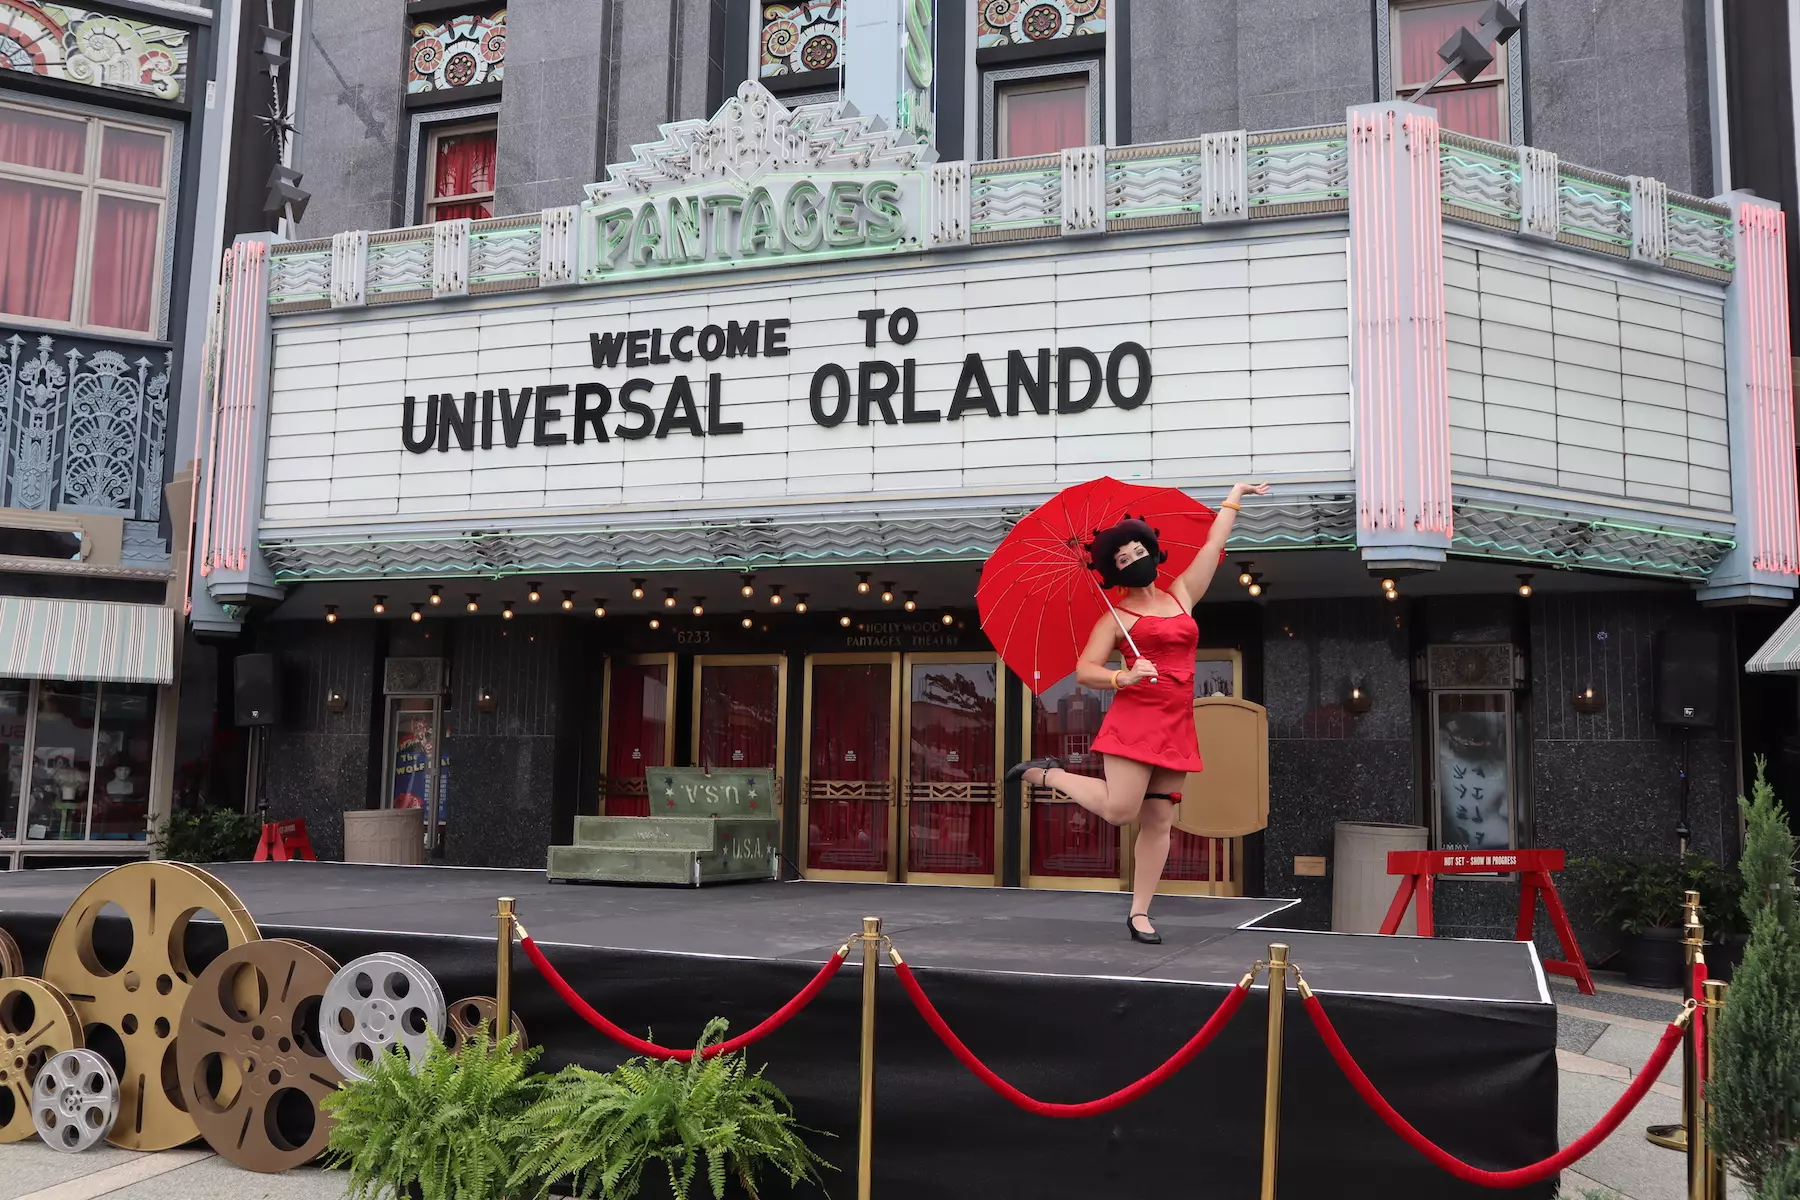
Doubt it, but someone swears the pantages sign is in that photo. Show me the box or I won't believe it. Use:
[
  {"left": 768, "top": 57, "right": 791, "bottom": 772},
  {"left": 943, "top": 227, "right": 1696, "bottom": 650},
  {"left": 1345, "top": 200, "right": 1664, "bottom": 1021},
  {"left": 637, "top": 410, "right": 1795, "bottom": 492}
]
[{"left": 578, "top": 82, "right": 932, "bottom": 283}]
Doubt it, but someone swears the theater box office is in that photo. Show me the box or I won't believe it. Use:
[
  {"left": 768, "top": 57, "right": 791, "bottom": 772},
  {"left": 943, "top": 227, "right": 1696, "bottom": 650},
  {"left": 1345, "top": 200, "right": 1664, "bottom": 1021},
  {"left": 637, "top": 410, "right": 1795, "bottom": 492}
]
[{"left": 189, "top": 84, "right": 1796, "bottom": 938}]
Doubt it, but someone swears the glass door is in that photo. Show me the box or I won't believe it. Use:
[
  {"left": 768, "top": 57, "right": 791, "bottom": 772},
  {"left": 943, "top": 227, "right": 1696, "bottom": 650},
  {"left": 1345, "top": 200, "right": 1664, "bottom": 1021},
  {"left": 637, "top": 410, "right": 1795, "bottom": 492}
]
[
  {"left": 1023, "top": 674, "right": 1121, "bottom": 890},
  {"left": 902, "top": 653, "right": 1003, "bottom": 885},
  {"left": 601, "top": 654, "right": 675, "bottom": 817},
  {"left": 1159, "top": 649, "right": 1242, "bottom": 892},
  {"left": 693, "top": 655, "right": 788, "bottom": 819},
  {"left": 383, "top": 694, "right": 443, "bottom": 851},
  {"left": 1429, "top": 691, "right": 1515, "bottom": 852},
  {"left": 801, "top": 654, "right": 900, "bottom": 881}
]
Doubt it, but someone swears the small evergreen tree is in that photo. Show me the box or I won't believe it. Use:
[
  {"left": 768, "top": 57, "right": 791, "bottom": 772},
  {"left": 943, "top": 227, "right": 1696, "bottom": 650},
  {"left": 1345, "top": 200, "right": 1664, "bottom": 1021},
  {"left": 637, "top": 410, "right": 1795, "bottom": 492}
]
[{"left": 1710, "top": 758, "right": 1800, "bottom": 1199}]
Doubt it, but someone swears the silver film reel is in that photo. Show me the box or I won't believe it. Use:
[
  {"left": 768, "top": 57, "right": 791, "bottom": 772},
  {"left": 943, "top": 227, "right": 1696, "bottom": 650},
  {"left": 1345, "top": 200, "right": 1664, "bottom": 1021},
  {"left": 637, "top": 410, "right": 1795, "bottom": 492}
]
[
  {"left": 320, "top": 953, "right": 446, "bottom": 1079},
  {"left": 32, "top": 1049, "right": 120, "bottom": 1153}
]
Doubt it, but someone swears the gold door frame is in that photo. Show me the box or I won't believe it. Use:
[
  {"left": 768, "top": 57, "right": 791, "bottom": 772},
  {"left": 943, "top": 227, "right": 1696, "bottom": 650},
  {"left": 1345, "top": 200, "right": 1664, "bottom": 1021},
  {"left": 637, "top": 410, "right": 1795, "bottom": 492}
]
[
  {"left": 799, "top": 652, "right": 902, "bottom": 883},
  {"left": 1136, "top": 648, "right": 1246, "bottom": 897},
  {"left": 900, "top": 651, "right": 1006, "bottom": 887},
  {"left": 1021, "top": 648, "right": 1247, "bottom": 895},
  {"left": 597, "top": 652, "right": 677, "bottom": 815},
  {"left": 691, "top": 654, "right": 790, "bottom": 824}
]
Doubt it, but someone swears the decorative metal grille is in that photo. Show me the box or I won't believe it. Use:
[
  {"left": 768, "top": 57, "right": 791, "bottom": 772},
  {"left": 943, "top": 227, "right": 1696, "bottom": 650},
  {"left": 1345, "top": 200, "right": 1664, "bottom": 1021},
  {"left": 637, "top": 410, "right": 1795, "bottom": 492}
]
[
  {"left": 1452, "top": 501, "right": 1733, "bottom": 580},
  {"left": 468, "top": 216, "right": 541, "bottom": 294},
  {"left": 365, "top": 230, "right": 435, "bottom": 303},
  {"left": 1665, "top": 196, "right": 1735, "bottom": 282},
  {"left": 1439, "top": 131, "right": 1521, "bottom": 230},
  {"left": 268, "top": 243, "right": 333, "bottom": 311},
  {"left": 1105, "top": 140, "right": 1204, "bottom": 230},
  {"left": 1557, "top": 164, "right": 1633, "bottom": 256},
  {"left": 970, "top": 156, "right": 1062, "bottom": 243},
  {"left": 1246, "top": 128, "right": 1349, "bottom": 218},
  {"left": 0, "top": 329, "right": 172, "bottom": 553}
]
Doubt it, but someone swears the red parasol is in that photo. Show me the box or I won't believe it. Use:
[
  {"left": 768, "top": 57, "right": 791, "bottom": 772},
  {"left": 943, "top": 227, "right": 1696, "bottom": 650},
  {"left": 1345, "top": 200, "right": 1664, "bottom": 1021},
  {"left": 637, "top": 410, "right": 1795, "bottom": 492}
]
[{"left": 977, "top": 477, "right": 1222, "bottom": 695}]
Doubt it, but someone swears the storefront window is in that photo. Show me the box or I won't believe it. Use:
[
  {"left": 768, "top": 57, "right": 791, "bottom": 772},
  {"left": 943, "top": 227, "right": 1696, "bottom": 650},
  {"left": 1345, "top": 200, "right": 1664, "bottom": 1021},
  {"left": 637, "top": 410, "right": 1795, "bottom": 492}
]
[
  {"left": 1029, "top": 677, "right": 1119, "bottom": 879},
  {"left": 0, "top": 681, "right": 28, "bottom": 839},
  {"left": 697, "top": 663, "right": 780, "bottom": 771},
  {"left": 806, "top": 662, "right": 893, "bottom": 873},
  {"left": 90, "top": 684, "right": 154, "bottom": 839},
  {"left": 27, "top": 682, "right": 96, "bottom": 841},
  {"left": 906, "top": 660, "right": 999, "bottom": 877}
]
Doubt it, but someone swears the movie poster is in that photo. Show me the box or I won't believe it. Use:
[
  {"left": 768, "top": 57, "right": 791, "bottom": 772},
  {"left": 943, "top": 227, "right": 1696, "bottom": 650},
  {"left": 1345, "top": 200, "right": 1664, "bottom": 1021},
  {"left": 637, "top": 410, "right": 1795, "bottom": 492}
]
[{"left": 1434, "top": 696, "right": 1512, "bottom": 852}]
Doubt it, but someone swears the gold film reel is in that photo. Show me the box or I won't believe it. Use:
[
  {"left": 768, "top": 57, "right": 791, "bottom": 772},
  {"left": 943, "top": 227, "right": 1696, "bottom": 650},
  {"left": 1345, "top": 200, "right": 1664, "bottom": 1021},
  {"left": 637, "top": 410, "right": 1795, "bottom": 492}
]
[
  {"left": 442, "top": 996, "right": 529, "bottom": 1053},
  {"left": 0, "top": 977, "right": 83, "bottom": 1143},
  {"left": 176, "top": 939, "right": 343, "bottom": 1172},
  {"left": 0, "top": 929, "right": 23, "bottom": 979},
  {"left": 42, "top": 862, "right": 260, "bottom": 1150}
]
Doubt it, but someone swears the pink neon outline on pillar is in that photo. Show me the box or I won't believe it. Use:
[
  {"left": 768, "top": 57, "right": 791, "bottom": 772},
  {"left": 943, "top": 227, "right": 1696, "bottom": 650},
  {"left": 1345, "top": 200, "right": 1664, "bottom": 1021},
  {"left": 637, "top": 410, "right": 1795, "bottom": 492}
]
[
  {"left": 1741, "top": 201, "right": 1799, "bottom": 574},
  {"left": 1413, "top": 110, "right": 1451, "bottom": 536},
  {"left": 195, "top": 247, "right": 234, "bottom": 579}
]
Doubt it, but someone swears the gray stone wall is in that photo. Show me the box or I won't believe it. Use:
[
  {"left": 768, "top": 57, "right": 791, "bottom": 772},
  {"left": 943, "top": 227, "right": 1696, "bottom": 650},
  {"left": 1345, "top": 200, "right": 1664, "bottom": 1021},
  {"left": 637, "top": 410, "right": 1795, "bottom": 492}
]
[
  {"left": 492, "top": 0, "right": 610, "bottom": 214},
  {"left": 292, "top": 0, "right": 410, "bottom": 236}
]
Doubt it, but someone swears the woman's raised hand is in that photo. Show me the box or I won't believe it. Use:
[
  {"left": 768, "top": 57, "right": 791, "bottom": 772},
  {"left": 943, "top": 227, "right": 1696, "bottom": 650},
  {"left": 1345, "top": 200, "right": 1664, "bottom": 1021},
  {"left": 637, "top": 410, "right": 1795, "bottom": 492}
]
[{"left": 1232, "top": 481, "right": 1272, "bottom": 499}]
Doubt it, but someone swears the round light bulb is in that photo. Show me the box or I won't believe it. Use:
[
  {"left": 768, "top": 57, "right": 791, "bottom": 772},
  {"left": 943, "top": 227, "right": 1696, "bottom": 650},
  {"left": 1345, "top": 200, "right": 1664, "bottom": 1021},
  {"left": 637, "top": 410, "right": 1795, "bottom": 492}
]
[
  {"left": 1381, "top": 578, "right": 1396, "bottom": 591},
  {"left": 770, "top": 593, "right": 783, "bottom": 606},
  {"left": 428, "top": 587, "right": 442, "bottom": 606},
  {"left": 941, "top": 613, "right": 955, "bottom": 626},
  {"left": 410, "top": 605, "right": 423, "bottom": 622},
  {"left": 904, "top": 599, "right": 917, "bottom": 612},
  {"left": 594, "top": 603, "right": 607, "bottom": 618},
  {"left": 631, "top": 583, "right": 646, "bottom": 600},
  {"left": 1386, "top": 588, "right": 1400, "bottom": 601},
  {"left": 796, "top": 600, "right": 809, "bottom": 614},
  {"left": 1247, "top": 582, "right": 1263, "bottom": 597},
  {"left": 692, "top": 603, "right": 705, "bottom": 616},
  {"left": 881, "top": 589, "right": 894, "bottom": 604},
  {"left": 649, "top": 617, "right": 661, "bottom": 630},
  {"left": 372, "top": 596, "right": 386, "bottom": 615},
  {"left": 502, "top": 603, "right": 514, "bottom": 620},
  {"left": 839, "top": 614, "right": 852, "bottom": 627},
  {"left": 1519, "top": 583, "right": 1533, "bottom": 597},
  {"left": 741, "top": 584, "right": 754, "bottom": 598},
  {"left": 325, "top": 606, "right": 337, "bottom": 623},
  {"left": 1238, "top": 571, "right": 1253, "bottom": 586},
  {"left": 741, "top": 616, "right": 753, "bottom": 629}
]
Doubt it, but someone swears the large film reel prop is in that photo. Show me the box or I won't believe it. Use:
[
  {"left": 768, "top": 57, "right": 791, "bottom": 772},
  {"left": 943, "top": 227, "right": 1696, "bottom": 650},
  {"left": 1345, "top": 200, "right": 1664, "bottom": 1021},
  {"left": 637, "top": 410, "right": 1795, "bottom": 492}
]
[
  {"left": 442, "top": 996, "right": 529, "bottom": 1053},
  {"left": 42, "top": 861, "right": 261, "bottom": 1150},
  {"left": 177, "top": 939, "right": 344, "bottom": 1172},
  {"left": 32, "top": 1049, "right": 119, "bottom": 1152},
  {"left": 0, "top": 928, "right": 23, "bottom": 978},
  {"left": 321, "top": 953, "right": 445, "bottom": 1079},
  {"left": 0, "top": 977, "right": 83, "bottom": 1143}
]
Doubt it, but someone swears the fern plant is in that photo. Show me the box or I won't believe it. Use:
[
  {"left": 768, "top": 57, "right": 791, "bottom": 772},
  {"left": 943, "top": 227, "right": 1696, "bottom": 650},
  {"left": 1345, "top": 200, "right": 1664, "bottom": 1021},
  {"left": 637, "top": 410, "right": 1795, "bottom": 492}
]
[
  {"left": 512, "top": 1019, "right": 830, "bottom": 1200},
  {"left": 324, "top": 1024, "right": 544, "bottom": 1200}
]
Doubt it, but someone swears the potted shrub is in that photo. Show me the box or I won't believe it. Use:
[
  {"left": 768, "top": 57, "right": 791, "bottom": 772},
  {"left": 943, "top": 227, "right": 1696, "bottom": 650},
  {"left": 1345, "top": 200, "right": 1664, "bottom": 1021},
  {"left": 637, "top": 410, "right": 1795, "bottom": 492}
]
[
  {"left": 151, "top": 804, "right": 262, "bottom": 863},
  {"left": 1709, "top": 758, "right": 1800, "bottom": 1197},
  {"left": 514, "top": 1019, "right": 830, "bottom": 1200},
  {"left": 1701, "top": 859, "right": 1751, "bottom": 981},
  {"left": 1574, "top": 851, "right": 1720, "bottom": 988},
  {"left": 324, "top": 1025, "right": 544, "bottom": 1200}
]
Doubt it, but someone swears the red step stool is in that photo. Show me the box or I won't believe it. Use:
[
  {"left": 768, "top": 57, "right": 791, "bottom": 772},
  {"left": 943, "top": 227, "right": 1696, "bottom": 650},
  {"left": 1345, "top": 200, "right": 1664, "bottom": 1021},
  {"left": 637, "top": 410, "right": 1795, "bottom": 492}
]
[
  {"left": 1378, "top": 848, "right": 1595, "bottom": 996},
  {"left": 253, "top": 818, "right": 318, "bottom": 862}
]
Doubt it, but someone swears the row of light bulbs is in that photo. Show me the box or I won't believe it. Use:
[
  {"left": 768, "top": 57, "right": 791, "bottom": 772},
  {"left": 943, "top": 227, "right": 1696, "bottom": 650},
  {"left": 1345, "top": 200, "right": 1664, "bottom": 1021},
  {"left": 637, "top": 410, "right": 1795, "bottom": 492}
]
[
  {"left": 1373, "top": 573, "right": 1535, "bottom": 601},
  {"left": 322, "top": 572, "right": 951, "bottom": 625},
  {"left": 1234, "top": 562, "right": 1266, "bottom": 598}
]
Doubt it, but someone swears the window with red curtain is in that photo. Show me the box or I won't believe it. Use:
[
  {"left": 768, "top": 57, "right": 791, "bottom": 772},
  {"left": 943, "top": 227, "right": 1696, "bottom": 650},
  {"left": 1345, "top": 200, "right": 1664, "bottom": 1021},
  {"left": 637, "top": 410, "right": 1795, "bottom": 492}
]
[
  {"left": 806, "top": 662, "right": 893, "bottom": 872},
  {"left": 426, "top": 124, "right": 497, "bottom": 222},
  {"left": 1392, "top": 1, "right": 1506, "bottom": 141},
  {"left": 0, "top": 101, "right": 169, "bottom": 333},
  {"left": 697, "top": 663, "right": 780, "bottom": 771},
  {"left": 997, "top": 78, "right": 1090, "bottom": 158},
  {"left": 603, "top": 660, "right": 669, "bottom": 816},
  {"left": 906, "top": 662, "right": 997, "bottom": 876}
]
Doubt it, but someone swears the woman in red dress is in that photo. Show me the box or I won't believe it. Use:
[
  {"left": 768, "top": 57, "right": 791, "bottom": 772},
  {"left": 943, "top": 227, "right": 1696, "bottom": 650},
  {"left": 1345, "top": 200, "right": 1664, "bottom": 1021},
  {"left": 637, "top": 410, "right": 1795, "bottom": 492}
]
[{"left": 1007, "top": 480, "right": 1269, "bottom": 943}]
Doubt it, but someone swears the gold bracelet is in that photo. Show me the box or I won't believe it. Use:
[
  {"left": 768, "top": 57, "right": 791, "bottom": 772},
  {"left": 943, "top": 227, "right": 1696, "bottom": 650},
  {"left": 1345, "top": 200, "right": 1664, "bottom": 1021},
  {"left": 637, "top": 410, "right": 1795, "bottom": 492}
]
[
  {"left": 1112, "top": 669, "right": 1124, "bottom": 690},
  {"left": 1220, "top": 500, "right": 1242, "bottom": 512}
]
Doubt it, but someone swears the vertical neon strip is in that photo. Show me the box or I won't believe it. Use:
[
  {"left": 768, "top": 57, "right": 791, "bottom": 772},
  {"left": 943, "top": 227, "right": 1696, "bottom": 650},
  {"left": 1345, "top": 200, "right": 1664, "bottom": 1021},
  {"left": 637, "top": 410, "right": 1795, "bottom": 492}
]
[
  {"left": 220, "top": 243, "right": 244, "bottom": 573},
  {"left": 195, "top": 252, "right": 230, "bottom": 579}
]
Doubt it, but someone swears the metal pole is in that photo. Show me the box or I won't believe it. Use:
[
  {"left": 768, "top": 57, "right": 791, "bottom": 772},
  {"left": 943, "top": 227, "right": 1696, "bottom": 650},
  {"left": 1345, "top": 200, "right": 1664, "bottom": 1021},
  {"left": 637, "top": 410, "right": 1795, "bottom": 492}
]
[
  {"left": 1260, "top": 943, "right": 1290, "bottom": 1200},
  {"left": 858, "top": 916, "right": 880, "bottom": 1200},
  {"left": 1650, "top": 890, "right": 1703, "bottom": 1154},
  {"left": 495, "top": 897, "right": 515, "bottom": 1046},
  {"left": 1700, "top": 979, "right": 1728, "bottom": 1200}
]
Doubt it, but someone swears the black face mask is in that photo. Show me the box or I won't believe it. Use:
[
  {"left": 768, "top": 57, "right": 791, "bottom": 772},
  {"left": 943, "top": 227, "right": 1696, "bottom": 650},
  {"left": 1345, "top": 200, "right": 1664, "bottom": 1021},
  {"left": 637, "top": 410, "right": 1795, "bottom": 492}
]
[{"left": 1116, "top": 556, "right": 1159, "bottom": 588}]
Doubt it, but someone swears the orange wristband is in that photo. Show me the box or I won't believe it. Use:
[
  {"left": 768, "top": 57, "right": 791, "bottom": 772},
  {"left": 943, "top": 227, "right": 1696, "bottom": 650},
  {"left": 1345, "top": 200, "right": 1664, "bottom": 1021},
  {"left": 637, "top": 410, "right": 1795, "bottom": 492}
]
[
  {"left": 1221, "top": 500, "right": 1242, "bottom": 512},
  {"left": 1112, "top": 670, "right": 1124, "bottom": 690}
]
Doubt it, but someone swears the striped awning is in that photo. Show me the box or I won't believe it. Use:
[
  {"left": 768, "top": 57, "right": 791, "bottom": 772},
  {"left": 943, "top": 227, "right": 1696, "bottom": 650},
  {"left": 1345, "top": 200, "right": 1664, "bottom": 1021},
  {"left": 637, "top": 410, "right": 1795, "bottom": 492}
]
[
  {"left": 1747, "top": 606, "right": 1800, "bottom": 675},
  {"left": 0, "top": 597, "right": 174, "bottom": 684}
]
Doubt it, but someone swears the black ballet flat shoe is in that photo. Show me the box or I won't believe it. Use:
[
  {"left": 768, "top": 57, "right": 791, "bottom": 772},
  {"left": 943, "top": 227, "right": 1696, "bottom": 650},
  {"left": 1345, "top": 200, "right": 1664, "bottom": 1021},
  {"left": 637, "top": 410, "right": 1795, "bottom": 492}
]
[
  {"left": 1128, "top": 914, "right": 1162, "bottom": 945},
  {"left": 1005, "top": 756, "right": 1062, "bottom": 784}
]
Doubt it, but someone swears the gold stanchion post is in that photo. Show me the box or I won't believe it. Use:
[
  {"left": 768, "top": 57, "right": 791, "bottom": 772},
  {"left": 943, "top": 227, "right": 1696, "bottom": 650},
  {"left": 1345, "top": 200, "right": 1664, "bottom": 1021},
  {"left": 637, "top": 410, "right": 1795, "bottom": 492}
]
[
  {"left": 496, "top": 897, "right": 515, "bottom": 1045},
  {"left": 1260, "top": 943, "right": 1290, "bottom": 1200},
  {"left": 1650, "top": 889, "right": 1702, "bottom": 1154},
  {"left": 1699, "top": 979, "right": 1728, "bottom": 1200},
  {"left": 858, "top": 916, "right": 881, "bottom": 1200}
]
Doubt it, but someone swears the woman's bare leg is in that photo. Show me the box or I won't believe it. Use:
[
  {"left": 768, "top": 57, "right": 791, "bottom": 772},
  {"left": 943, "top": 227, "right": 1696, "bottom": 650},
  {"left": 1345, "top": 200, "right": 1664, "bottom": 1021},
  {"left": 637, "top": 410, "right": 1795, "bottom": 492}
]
[
  {"left": 1129, "top": 769, "right": 1187, "bottom": 933},
  {"left": 1024, "top": 756, "right": 1152, "bottom": 825}
]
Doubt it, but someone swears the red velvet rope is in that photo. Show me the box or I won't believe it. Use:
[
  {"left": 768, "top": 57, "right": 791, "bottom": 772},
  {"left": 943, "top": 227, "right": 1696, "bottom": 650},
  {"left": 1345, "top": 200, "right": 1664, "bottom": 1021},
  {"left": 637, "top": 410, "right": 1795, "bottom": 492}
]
[
  {"left": 893, "top": 959, "right": 1251, "bottom": 1117},
  {"left": 519, "top": 935, "right": 848, "bottom": 1061},
  {"left": 1303, "top": 991, "right": 1684, "bottom": 1187},
  {"left": 1693, "top": 960, "right": 1708, "bottom": 1098}
]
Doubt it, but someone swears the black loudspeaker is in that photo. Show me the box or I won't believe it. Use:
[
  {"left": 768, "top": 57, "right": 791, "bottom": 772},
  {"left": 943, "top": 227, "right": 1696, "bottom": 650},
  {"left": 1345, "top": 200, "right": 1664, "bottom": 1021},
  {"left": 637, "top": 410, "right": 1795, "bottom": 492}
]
[
  {"left": 233, "top": 653, "right": 281, "bottom": 726},
  {"left": 1654, "top": 630, "right": 1720, "bottom": 728}
]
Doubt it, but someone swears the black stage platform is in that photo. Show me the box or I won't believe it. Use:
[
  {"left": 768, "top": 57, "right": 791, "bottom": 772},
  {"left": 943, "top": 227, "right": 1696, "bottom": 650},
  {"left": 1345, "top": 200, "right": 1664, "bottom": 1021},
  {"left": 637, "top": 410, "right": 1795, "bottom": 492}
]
[{"left": 0, "top": 864, "right": 1558, "bottom": 1198}]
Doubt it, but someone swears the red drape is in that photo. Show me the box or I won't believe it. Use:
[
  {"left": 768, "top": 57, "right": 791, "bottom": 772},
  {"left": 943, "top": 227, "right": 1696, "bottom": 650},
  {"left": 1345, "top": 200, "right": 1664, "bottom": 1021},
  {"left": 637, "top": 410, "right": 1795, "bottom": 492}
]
[
  {"left": 1416, "top": 85, "right": 1503, "bottom": 140},
  {"left": 431, "top": 130, "right": 496, "bottom": 221},
  {"left": 1028, "top": 679, "right": 1119, "bottom": 878},
  {"left": 99, "top": 127, "right": 164, "bottom": 187},
  {"left": 807, "top": 663, "right": 891, "bottom": 872},
  {"left": 88, "top": 195, "right": 158, "bottom": 332},
  {"left": 698, "top": 664, "right": 779, "bottom": 771},
  {"left": 1396, "top": 1, "right": 1496, "bottom": 84},
  {"left": 1002, "top": 83, "right": 1087, "bottom": 157},
  {"left": 604, "top": 663, "right": 668, "bottom": 816},
  {"left": 0, "top": 107, "right": 86, "bottom": 173},
  {"left": 906, "top": 663, "right": 997, "bottom": 876},
  {"left": 0, "top": 179, "right": 81, "bottom": 322}
]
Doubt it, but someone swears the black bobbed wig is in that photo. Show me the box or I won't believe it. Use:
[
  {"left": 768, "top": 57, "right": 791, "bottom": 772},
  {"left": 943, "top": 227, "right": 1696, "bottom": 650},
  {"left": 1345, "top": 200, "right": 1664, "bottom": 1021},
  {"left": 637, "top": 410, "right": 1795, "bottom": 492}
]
[{"left": 1086, "top": 517, "right": 1166, "bottom": 588}]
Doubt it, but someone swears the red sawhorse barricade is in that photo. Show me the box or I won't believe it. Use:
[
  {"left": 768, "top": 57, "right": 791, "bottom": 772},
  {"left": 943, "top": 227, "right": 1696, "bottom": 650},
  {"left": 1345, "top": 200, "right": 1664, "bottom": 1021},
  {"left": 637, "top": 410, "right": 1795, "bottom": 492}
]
[
  {"left": 253, "top": 818, "right": 318, "bottom": 862},
  {"left": 1379, "top": 849, "right": 1595, "bottom": 996}
]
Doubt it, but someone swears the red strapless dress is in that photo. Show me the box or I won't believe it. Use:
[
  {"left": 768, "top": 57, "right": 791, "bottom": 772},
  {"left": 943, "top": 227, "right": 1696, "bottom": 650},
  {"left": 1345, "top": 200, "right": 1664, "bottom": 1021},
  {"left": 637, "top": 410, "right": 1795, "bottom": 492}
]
[{"left": 1089, "top": 606, "right": 1205, "bottom": 773}]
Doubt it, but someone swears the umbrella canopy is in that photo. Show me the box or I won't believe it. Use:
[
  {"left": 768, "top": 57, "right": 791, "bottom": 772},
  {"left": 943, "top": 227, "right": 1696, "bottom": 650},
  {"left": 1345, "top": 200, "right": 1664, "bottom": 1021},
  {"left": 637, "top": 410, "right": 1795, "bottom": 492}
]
[{"left": 977, "top": 477, "right": 1220, "bottom": 695}]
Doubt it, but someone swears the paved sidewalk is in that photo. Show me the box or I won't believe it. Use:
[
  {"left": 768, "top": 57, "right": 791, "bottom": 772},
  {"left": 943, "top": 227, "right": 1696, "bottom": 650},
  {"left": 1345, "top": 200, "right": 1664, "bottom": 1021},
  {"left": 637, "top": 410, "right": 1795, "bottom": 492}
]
[{"left": 0, "top": 973, "right": 1725, "bottom": 1200}]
